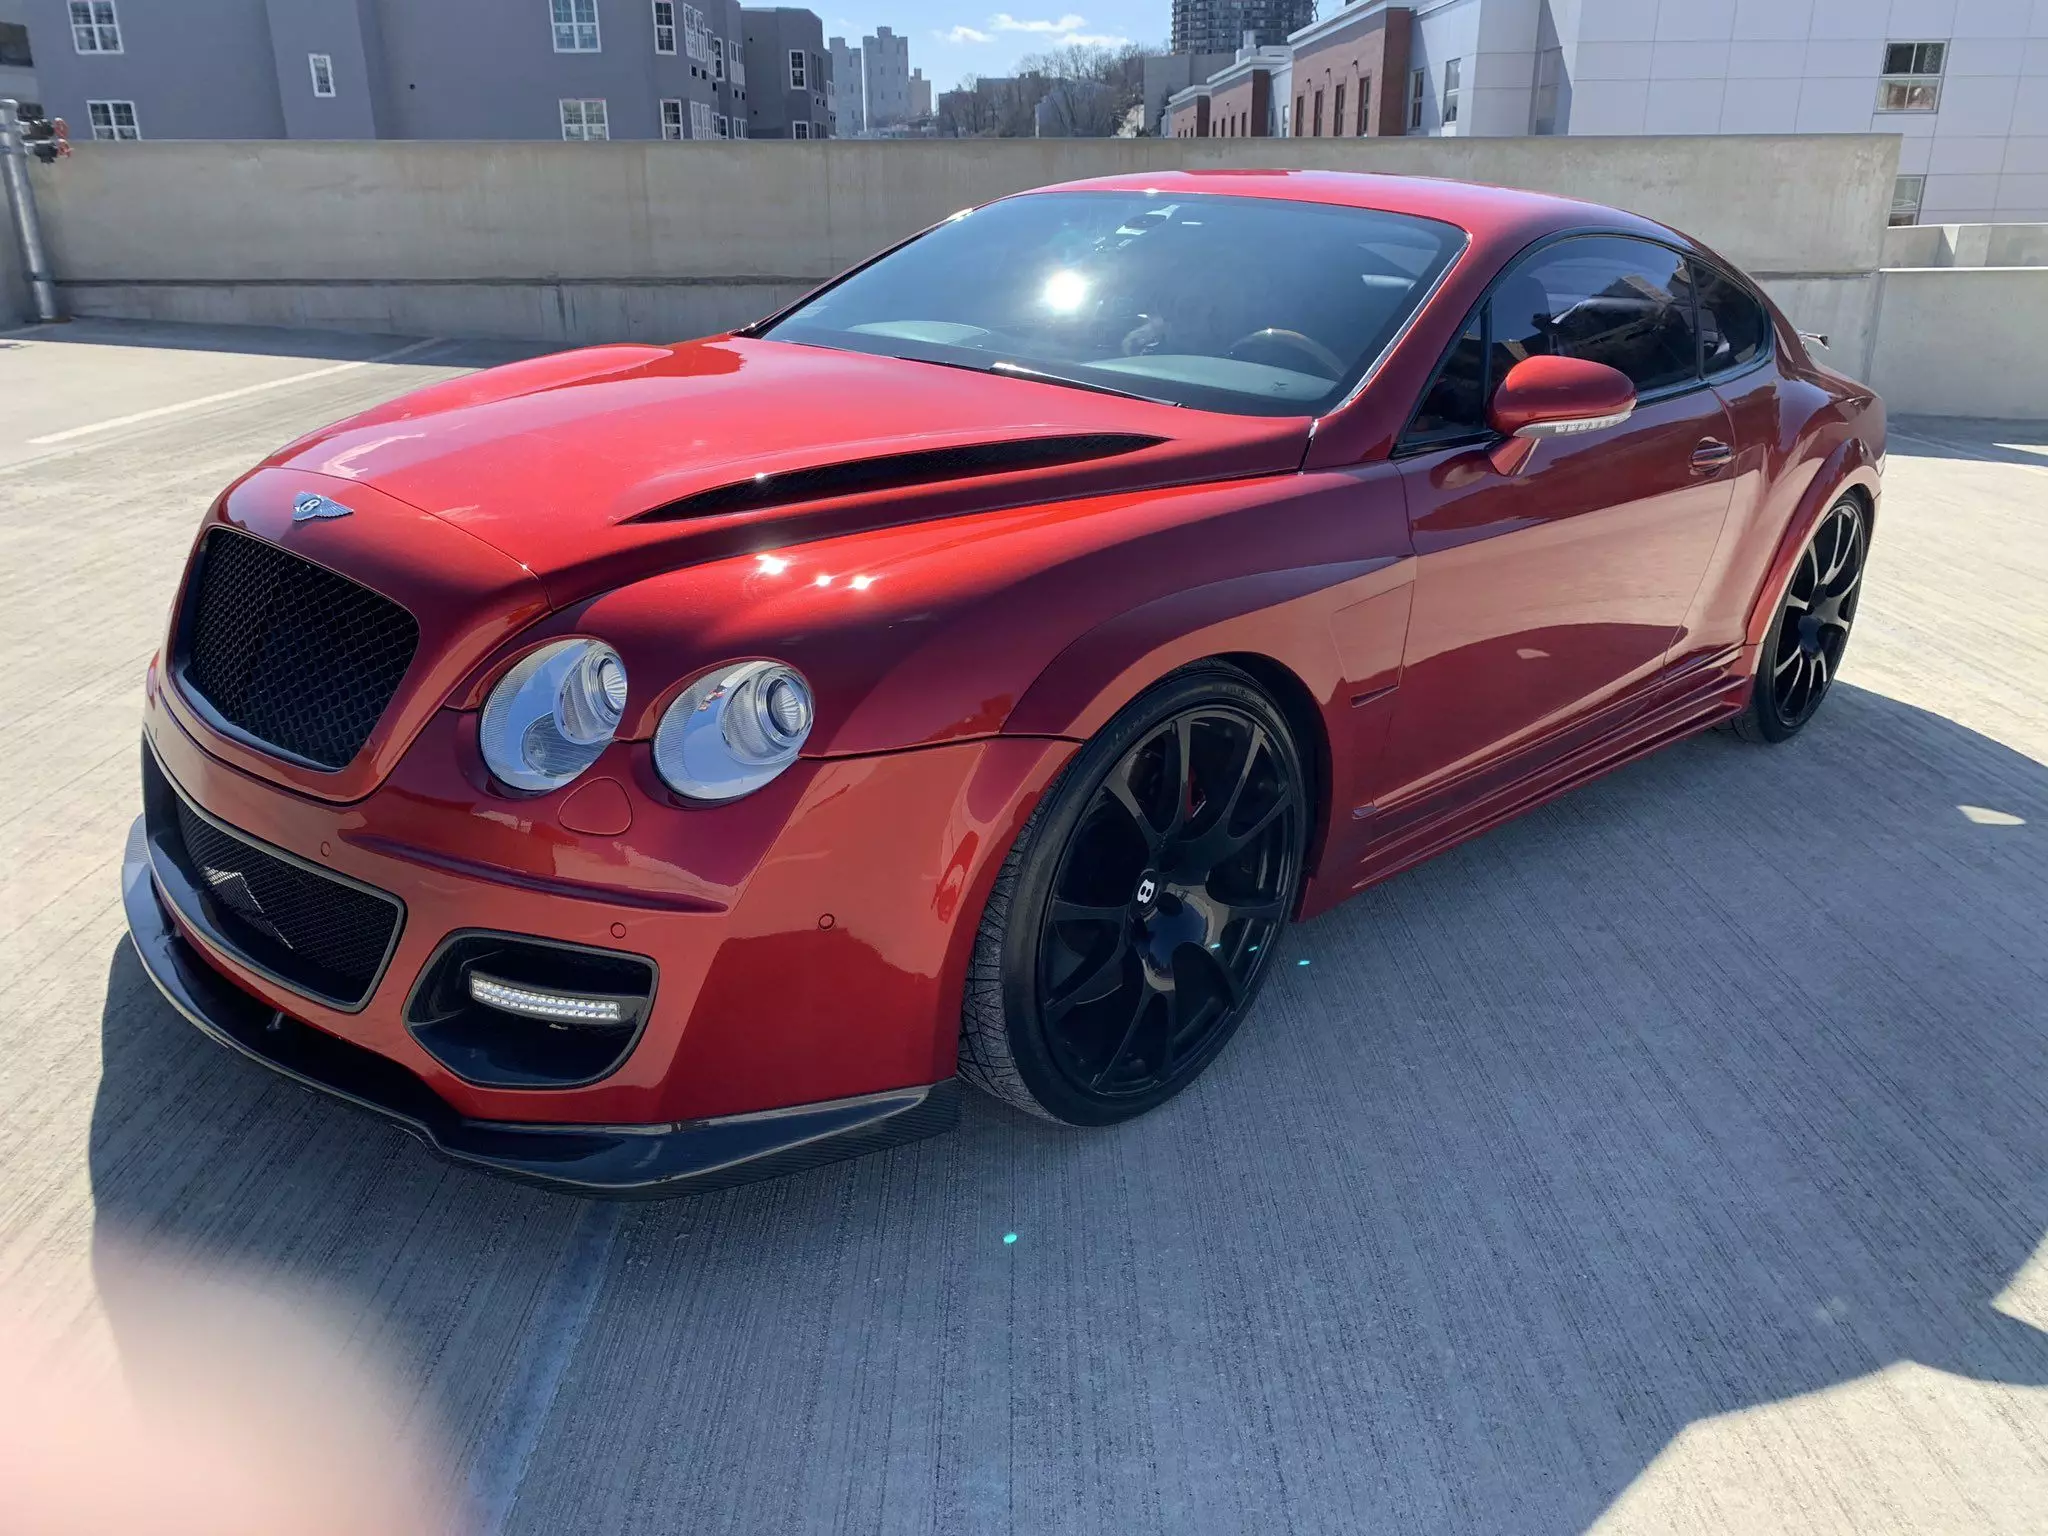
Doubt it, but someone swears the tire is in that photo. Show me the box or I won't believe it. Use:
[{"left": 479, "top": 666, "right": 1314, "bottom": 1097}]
[
  {"left": 1732, "top": 494, "right": 1868, "bottom": 744},
  {"left": 958, "top": 663, "right": 1309, "bottom": 1125}
]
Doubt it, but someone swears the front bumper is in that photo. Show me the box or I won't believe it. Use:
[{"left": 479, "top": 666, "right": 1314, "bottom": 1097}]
[{"left": 123, "top": 817, "right": 958, "bottom": 1197}]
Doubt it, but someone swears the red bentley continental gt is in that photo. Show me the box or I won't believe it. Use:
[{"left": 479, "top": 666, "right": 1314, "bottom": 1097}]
[{"left": 124, "top": 171, "right": 1883, "bottom": 1195}]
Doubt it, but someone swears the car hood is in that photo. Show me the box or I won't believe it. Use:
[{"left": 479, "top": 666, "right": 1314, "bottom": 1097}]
[{"left": 266, "top": 336, "right": 1313, "bottom": 606}]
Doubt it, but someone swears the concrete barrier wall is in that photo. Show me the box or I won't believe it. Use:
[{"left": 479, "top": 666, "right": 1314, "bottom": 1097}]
[
  {"left": 1867, "top": 266, "right": 2048, "bottom": 419},
  {"left": 1881, "top": 221, "right": 2048, "bottom": 269},
  {"left": 27, "top": 134, "right": 1896, "bottom": 359}
]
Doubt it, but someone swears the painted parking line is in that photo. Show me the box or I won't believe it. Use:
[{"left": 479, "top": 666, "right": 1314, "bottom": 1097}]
[{"left": 26, "top": 335, "right": 449, "bottom": 445}]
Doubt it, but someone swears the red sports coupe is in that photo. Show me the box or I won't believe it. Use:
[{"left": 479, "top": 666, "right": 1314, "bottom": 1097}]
[{"left": 124, "top": 171, "right": 1882, "bottom": 1195}]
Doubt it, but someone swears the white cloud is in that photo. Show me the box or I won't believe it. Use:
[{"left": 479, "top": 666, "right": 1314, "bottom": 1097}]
[
  {"left": 988, "top": 12, "right": 1089, "bottom": 33},
  {"left": 1052, "top": 30, "right": 1129, "bottom": 44},
  {"left": 940, "top": 24, "right": 995, "bottom": 42}
]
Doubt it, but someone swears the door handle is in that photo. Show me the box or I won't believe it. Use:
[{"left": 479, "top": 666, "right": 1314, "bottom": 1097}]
[{"left": 1691, "top": 438, "right": 1734, "bottom": 473}]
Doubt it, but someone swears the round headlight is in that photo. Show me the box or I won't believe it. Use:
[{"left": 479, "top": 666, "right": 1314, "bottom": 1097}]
[
  {"left": 653, "top": 660, "right": 814, "bottom": 802},
  {"left": 480, "top": 638, "right": 628, "bottom": 793}
]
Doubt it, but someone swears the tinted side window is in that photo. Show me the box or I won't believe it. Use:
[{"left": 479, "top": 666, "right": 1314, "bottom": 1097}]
[
  {"left": 1405, "top": 314, "right": 1488, "bottom": 442},
  {"left": 1489, "top": 237, "right": 1701, "bottom": 394},
  {"left": 1693, "top": 261, "right": 1770, "bottom": 376}
]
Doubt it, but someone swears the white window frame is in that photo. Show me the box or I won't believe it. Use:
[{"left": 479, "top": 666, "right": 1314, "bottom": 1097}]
[
  {"left": 792, "top": 119, "right": 810, "bottom": 139},
  {"left": 716, "top": 112, "right": 729, "bottom": 137},
  {"left": 86, "top": 98, "right": 138, "bottom": 139},
  {"left": 683, "top": 4, "right": 708, "bottom": 63},
  {"left": 560, "top": 97, "right": 609, "bottom": 139},
  {"left": 308, "top": 53, "right": 335, "bottom": 98},
  {"left": 652, "top": 0, "right": 676, "bottom": 53},
  {"left": 789, "top": 49, "right": 806, "bottom": 89},
  {"left": 690, "top": 99, "right": 714, "bottom": 138},
  {"left": 551, "top": 0, "right": 601, "bottom": 53},
  {"left": 70, "top": 0, "right": 121, "bottom": 53},
  {"left": 1890, "top": 174, "right": 1925, "bottom": 227},
  {"left": 733, "top": 117, "right": 747, "bottom": 138},
  {"left": 660, "top": 97, "right": 684, "bottom": 139},
  {"left": 729, "top": 37, "right": 745, "bottom": 86},
  {"left": 1409, "top": 67, "right": 1426, "bottom": 130},
  {"left": 712, "top": 37, "right": 724, "bottom": 80},
  {"left": 1442, "top": 58, "right": 1460, "bottom": 126},
  {"left": 1877, "top": 40, "right": 1945, "bottom": 113}
]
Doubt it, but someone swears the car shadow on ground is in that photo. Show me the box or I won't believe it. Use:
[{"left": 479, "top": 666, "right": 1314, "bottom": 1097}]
[{"left": 88, "top": 683, "right": 2048, "bottom": 1533}]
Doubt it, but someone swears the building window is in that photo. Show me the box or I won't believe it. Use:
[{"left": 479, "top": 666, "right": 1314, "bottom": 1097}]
[
  {"left": 1333, "top": 84, "right": 1346, "bottom": 140},
  {"left": 729, "top": 37, "right": 744, "bottom": 85},
  {"left": 733, "top": 117, "right": 747, "bottom": 137},
  {"left": 661, "top": 97, "right": 684, "bottom": 138},
  {"left": 1409, "top": 67, "right": 1426, "bottom": 130},
  {"left": 653, "top": 0, "right": 676, "bottom": 52},
  {"left": 793, "top": 119, "right": 810, "bottom": 138},
  {"left": 1877, "top": 41, "right": 1944, "bottom": 113},
  {"left": 1311, "top": 89, "right": 1323, "bottom": 135},
  {"left": 69, "top": 1, "right": 121, "bottom": 53},
  {"left": 1530, "top": 46, "right": 1562, "bottom": 134},
  {"left": 717, "top": 113, "right": 729, "bottom": 136},
  {"left": 86, "top": 99, "right": 138, "bottom": 139},
  {"left": 1356, "top": 77, "right": 1370, "bottom": 135},
  {"left": 1442, "top": 58, "right": 1460, "bottom": 125},
  {"left": 1890, "top": 174, "right": 1925, "bottom": 226},
  {"left": 1293, "top": 95, "right": 1303, "bottom": 137},
  {"left": 308, "top": 53, "right": 335, "bottom": 97},
  {"left": 691, "top": 99, "right": 713, "bottom": 137},
  {"left": 713, "top": 37, "right": 725, "bottom": 79},
  {"left": 560, "top": 97, "right": 609, "bottom": 138},
  {"left": 789, "top": 49, "right": 806, "bottom": 89},
  {"left": 551, "top": 0, "right": 600, "bottom": 53}
]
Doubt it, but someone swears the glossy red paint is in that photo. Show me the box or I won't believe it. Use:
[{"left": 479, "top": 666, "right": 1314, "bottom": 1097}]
[
  {"left": 1487, "top": 356, "right": 1637, "bottom": 436},
  {"left": 131, "top": 171, "right": 1884, "bottom": 1187}
]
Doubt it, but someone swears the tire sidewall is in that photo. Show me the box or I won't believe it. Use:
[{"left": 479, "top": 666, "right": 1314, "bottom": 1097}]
[
  {"left": 1744, "top": 493, "right": 1866, "bottom": 742},
  {"left": 993, "top": 665, "right": 1307, "bottom": 1126}
]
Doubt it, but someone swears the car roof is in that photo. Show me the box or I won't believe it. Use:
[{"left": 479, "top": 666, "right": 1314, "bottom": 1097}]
[{"left": 1021, "top": 169, "right": 1679, "bottom": 249}]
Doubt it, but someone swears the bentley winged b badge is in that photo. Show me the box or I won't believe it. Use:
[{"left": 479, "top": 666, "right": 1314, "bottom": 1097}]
[{"left": 292, "top": 491, "right": 353, "bottom": 522}]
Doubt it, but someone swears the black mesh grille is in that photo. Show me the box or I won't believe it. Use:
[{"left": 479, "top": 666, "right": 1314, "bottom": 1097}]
[
  {"left": 178, "top": 528, "right": 419, "bottom": 770},
  {"left": 627, "top": 434, "right": 1166, "bottom": 523},
  {"left": 145, "top": 750, "right": 403, "bottom": 1009}
]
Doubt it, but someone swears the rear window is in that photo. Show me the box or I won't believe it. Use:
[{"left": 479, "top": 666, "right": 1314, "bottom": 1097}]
[{"left": 761, "top": 191, "right": 1465, "bottom": 417}]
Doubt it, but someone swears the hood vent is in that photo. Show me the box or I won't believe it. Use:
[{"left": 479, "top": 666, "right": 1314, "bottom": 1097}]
[{"left": 627, "top": 433, "right": 1166, "bottom": 524}]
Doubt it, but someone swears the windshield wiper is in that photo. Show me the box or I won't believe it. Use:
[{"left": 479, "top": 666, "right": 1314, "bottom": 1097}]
[{"left": 889, "top": 351, "right": 1181, "bottom": 408}]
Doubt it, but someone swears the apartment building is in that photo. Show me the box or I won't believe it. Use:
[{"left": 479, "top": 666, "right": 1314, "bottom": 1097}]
[
  {"left": 0, "top": 2, "right": 37, "bottom": 113},
  {"left": 1172, "top": 0, "right": 1315, "bottom": 55},
  {"left": 1166, "top": 1, "right": 2048, "bottom": 223},
  {"left": 861, "top": 24, "right": 910, "bottom": 128},
  {"left": 743, "top": 7, "right": 827, "bottom": 138},
  {"left": 19, "top": 0, "right": 847, "bottom": 141},
  {"left": 828, "top": 33, "right": 861, "bottom": 134}
]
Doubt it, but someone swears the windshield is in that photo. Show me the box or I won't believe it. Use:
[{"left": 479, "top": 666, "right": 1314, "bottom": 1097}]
[{"left": 759, "top": 191, "right": 1465, "bottom": 417}]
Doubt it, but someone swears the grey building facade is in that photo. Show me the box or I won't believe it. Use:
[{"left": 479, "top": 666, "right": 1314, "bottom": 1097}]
[
  {"left": 860, "top": 23, "right": 907, "bottom": 129},
  {"left": 827, "top": 32, "right": 859, "bottom": 135},
  {"left": 19, "top": 0, "right": 821, "bottom": 140},
  {"left": 1171, "top": 0, "right": 1314, "bottom": 57},
  {"left": 741, "top": 7, "right": 826, "bottom": 139},
  {"left": 1, "top": 1, "right": 43, "bottom": 115}
]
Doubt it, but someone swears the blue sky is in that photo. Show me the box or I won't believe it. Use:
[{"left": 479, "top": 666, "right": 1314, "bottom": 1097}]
[{"left": 822, "top": 3, "right": 1167, "bottom": 90}]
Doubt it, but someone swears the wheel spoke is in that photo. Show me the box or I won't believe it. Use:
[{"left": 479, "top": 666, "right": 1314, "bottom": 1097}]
[
  {"left": 1195, "top": 943, "right": 1244, "bottom": 1011},
  {"left": 1162, "top": 716, "right": 1195, "bottom": 844},
  {"left": 1221, "top": 895, "right": 1288, "bottom": 927},
  {"left": 1773, "top": 647, "right": 1803, "bottom": 677},
  {"left": 1090, "top": 981, "right": 1157, "bottom": 1089},
  {"left": 1813, "top": 650, "right": 1830, "bottom": 690},
  {"left": 1104, "top": 755, "right": 1164, "bottom": 853},
  {"left": 1044, "top": 933, "right": 1130, "bottom": 1027},
  {"left": 1782, "top": 593, "right": 1809, "bottom": 613},
  {"left": 1048, "top": 898, "right": 1127, "bottom": 928}
]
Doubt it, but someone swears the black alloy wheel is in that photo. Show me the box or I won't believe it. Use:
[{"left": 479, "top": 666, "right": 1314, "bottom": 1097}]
[
  {"left": 1735, "top": 496, "right": 1867, "bottom": 743},
  {"left": 960, "top": 665, "right": 1308, "bottom": 1125}
]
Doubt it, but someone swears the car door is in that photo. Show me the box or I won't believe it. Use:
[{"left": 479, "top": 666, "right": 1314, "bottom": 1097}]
[{"left": 1364, "top": 235, "right": 1737, "bottom": 838}]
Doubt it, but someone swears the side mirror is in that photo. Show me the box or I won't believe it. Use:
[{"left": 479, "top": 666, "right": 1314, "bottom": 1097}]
[
  {"left": 1489, "top": 355, "right": 1637, "bottom": 438},
  {"left": 1485, "top": 356, "right": 1636, "bottom": 474}
]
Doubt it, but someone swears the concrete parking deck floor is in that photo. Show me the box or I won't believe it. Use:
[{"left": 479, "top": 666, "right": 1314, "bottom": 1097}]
[{"left": 2, "top": 320, "right": 2044, "bottom": 1534}]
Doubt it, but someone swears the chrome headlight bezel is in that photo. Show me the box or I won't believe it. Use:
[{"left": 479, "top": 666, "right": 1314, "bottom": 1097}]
[
  {"left": 652, "top": 660, "right": 814, "bottom": 803},
  {"left": 479, "top": 637, "right": 628, "bottom": 794}
]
